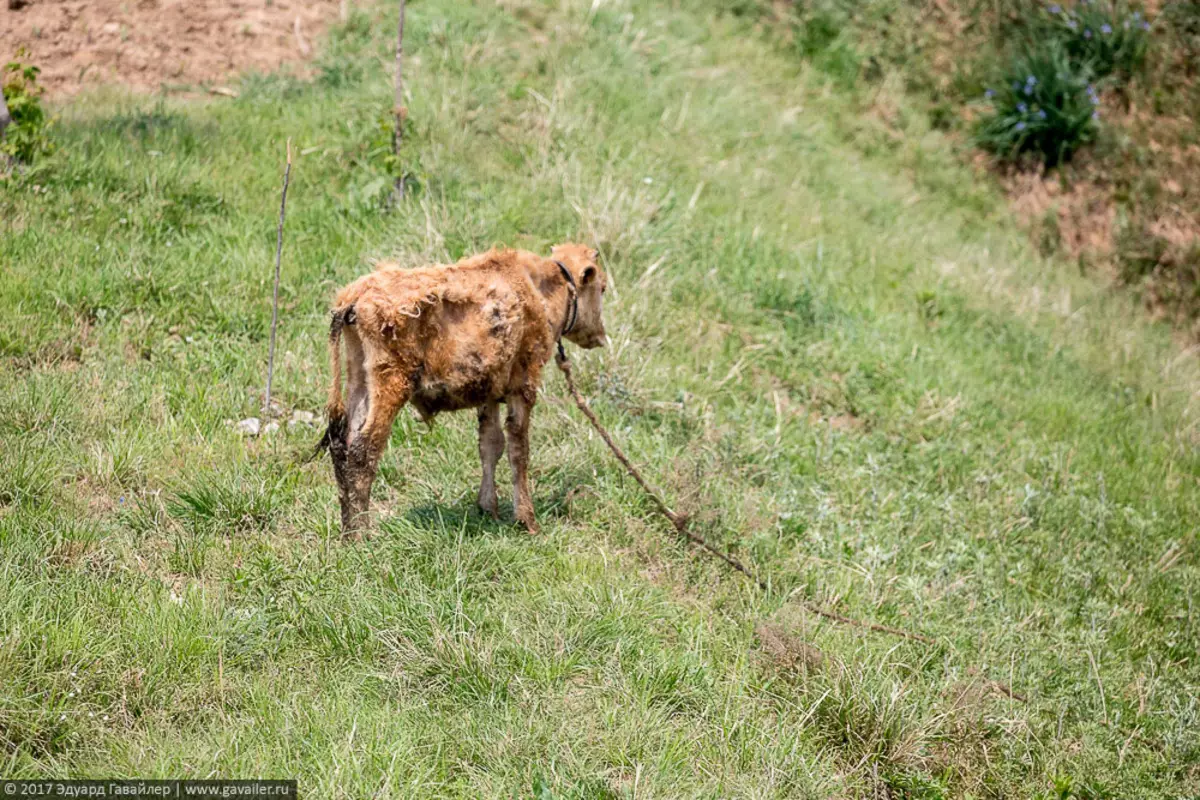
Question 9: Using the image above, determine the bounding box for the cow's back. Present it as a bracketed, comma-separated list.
[341, 250, 554, 419]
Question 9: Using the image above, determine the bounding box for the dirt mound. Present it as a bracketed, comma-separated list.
[2, 0, 344, 97]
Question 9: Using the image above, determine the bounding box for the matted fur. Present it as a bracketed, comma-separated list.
[322, 243, 607, 537]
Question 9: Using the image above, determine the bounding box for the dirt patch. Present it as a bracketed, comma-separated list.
[2, 0, 344, 97]
[1006, 164, 1117, 262]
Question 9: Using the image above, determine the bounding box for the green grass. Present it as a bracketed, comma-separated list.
[2, 0, 1199, 796]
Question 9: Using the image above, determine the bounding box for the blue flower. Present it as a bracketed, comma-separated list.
[985, 88, 995, 98]
[1025, 84, 1034, 95]
[1067, 18, 1078, 29]
[1132, 11, 1142, 20]
[1049, 3, 1062, 12]
[1084, 28, 1093, 38]
[1101, 23, 1112, 34]
[1016, 121, 1027, 131]
[1142, 21, 1151, 31]
[1092, 110, 1100, 120]
[1037, 109, 1047, 119]
[1018, 102, 1028, 113]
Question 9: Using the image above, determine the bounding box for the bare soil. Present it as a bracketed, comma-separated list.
[2, 0, 343, 97]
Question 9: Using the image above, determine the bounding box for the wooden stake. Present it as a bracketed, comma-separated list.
[264, 139, 292, 415]
[0, 86, 11, 144]
[391, 0, 408, 202]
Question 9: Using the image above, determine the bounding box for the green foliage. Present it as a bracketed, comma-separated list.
[976, 44, 1099, 164]
[1039, 0, 1152, 79]
[1, 50, 54, 164]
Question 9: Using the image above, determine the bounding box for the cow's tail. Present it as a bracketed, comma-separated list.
[314, 306, 354, 458]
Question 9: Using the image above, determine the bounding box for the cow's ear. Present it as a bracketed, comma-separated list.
[581, 266, 597, 286]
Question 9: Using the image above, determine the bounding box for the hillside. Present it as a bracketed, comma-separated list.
[2, 0, 1199, 797]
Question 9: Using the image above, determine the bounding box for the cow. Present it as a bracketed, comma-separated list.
[319, 243, 608, 539]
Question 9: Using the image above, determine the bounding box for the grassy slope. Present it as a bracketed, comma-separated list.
[2, 1, 1199, 797]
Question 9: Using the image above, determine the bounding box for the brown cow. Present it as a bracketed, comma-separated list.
[320, 243, 608, 538]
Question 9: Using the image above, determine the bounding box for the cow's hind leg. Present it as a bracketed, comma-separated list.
[505, 391, 537, 534]
[344, 360, 410, 540]
[334, 329, 370, 532]
[477, 401, 505, 519]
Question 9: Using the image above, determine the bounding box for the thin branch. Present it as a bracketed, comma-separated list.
[554, 349, 933, 645]
[264, 139, 292, 415]
[391, 0, 407, 202]
[0, 86, 11, 143]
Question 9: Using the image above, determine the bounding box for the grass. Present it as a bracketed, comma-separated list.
[2, 0, 1199, 796]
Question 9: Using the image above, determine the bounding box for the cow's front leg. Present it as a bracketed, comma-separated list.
[344, 367, 410, 540]
[477, 401, 505, 519]
[505, 391, 537, 533]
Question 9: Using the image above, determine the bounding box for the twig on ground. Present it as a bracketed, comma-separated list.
[989, 680, 1028, 703]
[264, 139, 292, 415]
[293, 16, 311, 56]
[554, 349, 933, 645]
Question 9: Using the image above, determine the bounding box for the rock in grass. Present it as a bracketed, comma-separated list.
[235, 417, 262, 436]
[289, 410, 317, 427]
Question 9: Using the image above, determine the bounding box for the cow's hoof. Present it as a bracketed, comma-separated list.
[477, 499, 499, 521]
[518, 516, 539, 535]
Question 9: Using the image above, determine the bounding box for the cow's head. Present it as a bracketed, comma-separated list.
[552, 243, 608, 349]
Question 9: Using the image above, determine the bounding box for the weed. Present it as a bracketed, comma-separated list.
[976, 43, 1099, 164]
[1, 49, 54, 165]
[1041, 1, 1152, 79]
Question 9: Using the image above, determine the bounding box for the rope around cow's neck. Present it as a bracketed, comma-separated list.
[553, 349, 935, 646]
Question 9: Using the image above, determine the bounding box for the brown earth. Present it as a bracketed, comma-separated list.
[2, 0, 344, 97]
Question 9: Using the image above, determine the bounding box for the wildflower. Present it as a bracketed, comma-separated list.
[1038, 109, 1048, 119]
[1067, 18, 1078, 29]
[1018, 102, 1028, 113]
[1101, 23, 1112, 34]
[1142, 21, 1151, 30]
[1092, 110, 1100, 120]
[985, 88, 995, 99]
[1049, 3, 1062, 12]
[1016, 121, 1027, 131]
[1025, 83, 1034, 96]
[1084, 28, 1092, 38]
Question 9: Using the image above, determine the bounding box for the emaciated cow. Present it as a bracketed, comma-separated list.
[320, 243, 608, 538]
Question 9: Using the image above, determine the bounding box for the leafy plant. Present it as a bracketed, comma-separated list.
[1, 49, 54, 164]
[1040, 1, 1152, 79]
[976, 43, 1100, 165]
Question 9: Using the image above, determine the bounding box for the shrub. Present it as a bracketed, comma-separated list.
[1041, 1, 1152, 79]
[976, 43, 1100, 165]
[1, 49, 54, 165]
